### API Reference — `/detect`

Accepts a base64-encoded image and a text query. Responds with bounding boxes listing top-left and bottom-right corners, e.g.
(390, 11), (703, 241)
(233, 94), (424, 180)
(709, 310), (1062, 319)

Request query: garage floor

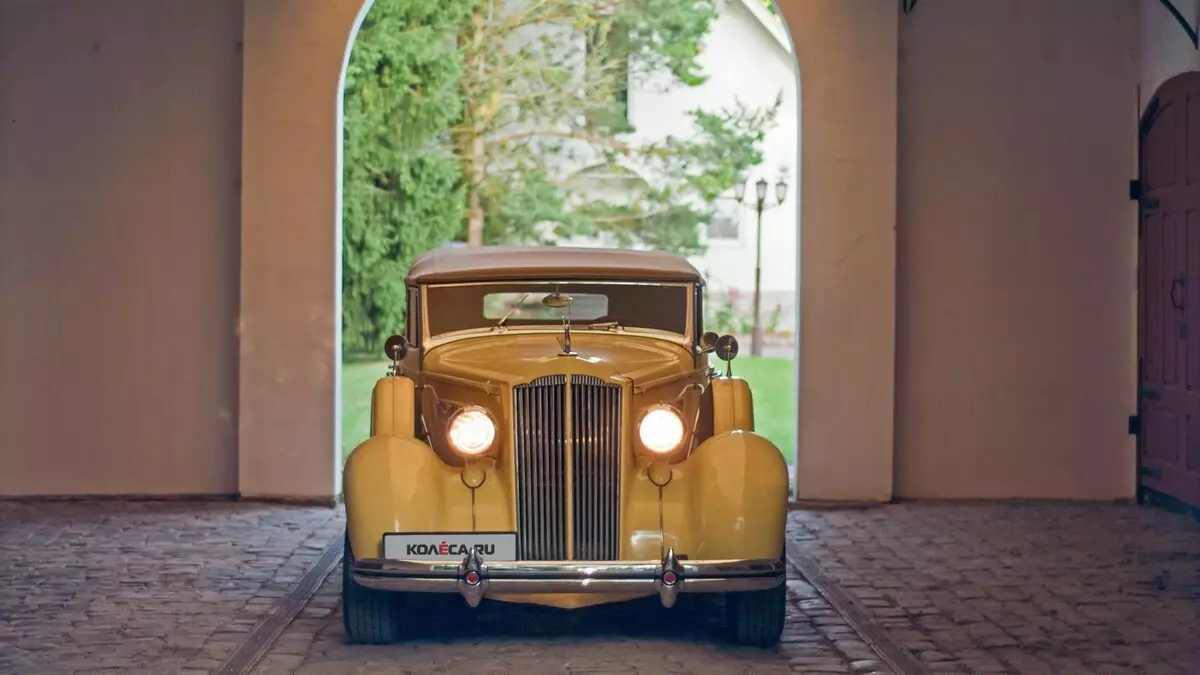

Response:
(1, 501), (1197, 674)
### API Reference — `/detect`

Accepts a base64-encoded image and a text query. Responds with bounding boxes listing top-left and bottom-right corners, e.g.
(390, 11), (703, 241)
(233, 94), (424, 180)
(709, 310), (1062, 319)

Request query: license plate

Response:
(382, 532), (518, 561)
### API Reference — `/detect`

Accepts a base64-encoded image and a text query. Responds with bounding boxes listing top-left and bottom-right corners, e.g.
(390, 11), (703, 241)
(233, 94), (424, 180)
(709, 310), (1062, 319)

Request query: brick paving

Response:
(250, 569), (874, 675)
(3, 499), (1199, 674)
(789, 502), (1200, 674)
(0, 500), (342, 675)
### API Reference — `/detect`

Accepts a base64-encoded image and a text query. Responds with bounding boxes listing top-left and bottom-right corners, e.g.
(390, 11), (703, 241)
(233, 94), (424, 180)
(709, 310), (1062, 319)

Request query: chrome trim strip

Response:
(352, 549), (785, 608)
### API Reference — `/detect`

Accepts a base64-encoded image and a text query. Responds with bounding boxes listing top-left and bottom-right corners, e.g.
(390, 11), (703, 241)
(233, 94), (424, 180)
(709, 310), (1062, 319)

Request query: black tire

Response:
(342, 532), (404, 644)
(723, 581), (786, 647)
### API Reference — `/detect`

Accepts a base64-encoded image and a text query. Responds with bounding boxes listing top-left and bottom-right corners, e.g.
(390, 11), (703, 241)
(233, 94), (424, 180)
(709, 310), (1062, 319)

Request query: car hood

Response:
(422, 332), (694, 386)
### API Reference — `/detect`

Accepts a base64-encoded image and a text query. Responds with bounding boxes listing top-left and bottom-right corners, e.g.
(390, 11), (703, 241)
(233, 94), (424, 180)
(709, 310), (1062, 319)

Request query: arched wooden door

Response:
(1139, 72), (1200, 511)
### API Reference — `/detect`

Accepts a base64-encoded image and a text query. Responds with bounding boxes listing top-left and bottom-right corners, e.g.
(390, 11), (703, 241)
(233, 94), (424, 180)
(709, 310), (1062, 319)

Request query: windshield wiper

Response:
(494, 293), (531, 330)
(587, 320), (621, 331)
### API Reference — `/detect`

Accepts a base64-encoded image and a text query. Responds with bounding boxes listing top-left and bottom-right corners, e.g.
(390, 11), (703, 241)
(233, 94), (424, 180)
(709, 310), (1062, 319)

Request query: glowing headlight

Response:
(447, 407), (496, 456)
(638, 405), (685, 454)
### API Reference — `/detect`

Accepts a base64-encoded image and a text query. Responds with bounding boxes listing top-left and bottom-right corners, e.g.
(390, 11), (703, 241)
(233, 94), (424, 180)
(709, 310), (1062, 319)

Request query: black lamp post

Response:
(733, 174), (789, 357)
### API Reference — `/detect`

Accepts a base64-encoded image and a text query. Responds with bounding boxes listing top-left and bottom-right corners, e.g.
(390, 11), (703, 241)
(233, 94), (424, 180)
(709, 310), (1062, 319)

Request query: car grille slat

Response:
(513, 374), (621, 561)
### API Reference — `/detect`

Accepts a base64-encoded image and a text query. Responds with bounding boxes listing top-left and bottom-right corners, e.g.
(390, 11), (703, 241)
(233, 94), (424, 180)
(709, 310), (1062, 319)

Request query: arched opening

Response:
(335, 0), (802, 479)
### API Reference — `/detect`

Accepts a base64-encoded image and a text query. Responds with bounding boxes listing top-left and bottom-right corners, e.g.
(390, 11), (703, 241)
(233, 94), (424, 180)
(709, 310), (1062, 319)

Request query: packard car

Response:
(342, 246), (790, 646)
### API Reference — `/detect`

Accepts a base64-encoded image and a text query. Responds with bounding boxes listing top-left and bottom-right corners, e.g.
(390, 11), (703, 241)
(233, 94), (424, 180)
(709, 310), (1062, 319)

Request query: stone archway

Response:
(235, 0), (897, 503)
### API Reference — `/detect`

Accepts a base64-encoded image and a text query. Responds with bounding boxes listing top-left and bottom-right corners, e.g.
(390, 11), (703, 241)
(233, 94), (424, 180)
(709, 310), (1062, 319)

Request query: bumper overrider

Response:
(352, 547), (786, 609)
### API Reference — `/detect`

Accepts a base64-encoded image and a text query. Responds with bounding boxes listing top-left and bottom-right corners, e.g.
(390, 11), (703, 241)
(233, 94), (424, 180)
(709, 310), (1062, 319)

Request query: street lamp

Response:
(733, 173), (789, 357)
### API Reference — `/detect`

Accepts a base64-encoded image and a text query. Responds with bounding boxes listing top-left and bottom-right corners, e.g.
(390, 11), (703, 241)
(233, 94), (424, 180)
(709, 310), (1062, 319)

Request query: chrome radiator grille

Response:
(512, 374), (622, 561)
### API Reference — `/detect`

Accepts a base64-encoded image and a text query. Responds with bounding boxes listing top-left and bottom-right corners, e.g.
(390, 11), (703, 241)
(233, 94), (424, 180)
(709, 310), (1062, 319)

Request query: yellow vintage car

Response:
(342, 245), (789, 646)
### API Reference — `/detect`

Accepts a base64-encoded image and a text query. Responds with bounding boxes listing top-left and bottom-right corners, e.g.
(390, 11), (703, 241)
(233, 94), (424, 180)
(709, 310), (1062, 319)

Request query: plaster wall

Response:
(237, 0), (366, 500)
(0, 0), (243, 495)
(776, 0), (899, 501)
(893, 0), (1139, 499)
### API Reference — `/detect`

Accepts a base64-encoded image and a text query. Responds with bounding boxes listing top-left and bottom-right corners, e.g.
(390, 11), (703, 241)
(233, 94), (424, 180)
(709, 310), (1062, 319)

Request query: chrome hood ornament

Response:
(543, 289), (576, 356)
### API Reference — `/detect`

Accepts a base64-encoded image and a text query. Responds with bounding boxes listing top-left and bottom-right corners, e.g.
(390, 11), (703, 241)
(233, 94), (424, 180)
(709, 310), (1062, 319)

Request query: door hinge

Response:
(1131, 179), (1160, 210)
(1128, 413), (1141, 436)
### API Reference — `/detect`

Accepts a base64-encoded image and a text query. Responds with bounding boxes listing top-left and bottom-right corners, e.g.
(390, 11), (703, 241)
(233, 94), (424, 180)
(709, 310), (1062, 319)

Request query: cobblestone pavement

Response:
(250, 569), (877, 675)
(789, 502), (1200, 674)
(0, 500), (342, 674)
(5, 500), (1199, 674)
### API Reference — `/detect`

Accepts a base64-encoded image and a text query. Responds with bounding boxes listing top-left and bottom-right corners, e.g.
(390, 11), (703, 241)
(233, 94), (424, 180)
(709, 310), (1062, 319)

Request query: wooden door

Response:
(1139, 72), (1200, 511)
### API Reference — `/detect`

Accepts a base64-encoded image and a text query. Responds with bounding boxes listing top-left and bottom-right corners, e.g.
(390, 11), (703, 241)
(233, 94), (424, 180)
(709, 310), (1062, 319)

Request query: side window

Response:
(406, 286), (421, 346)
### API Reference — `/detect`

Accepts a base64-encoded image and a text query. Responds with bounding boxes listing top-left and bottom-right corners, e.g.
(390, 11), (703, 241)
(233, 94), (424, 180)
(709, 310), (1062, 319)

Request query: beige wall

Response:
(238, 0), (365, 501)
(3, 0), (1183, 502)
(0, 0), (243, 495)
(776, 0), (899, 501)
(894, 0), (1139, 499)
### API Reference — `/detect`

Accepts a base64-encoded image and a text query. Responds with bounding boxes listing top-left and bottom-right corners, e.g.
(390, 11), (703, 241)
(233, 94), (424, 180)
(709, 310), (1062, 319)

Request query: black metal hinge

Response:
(1128, 413), (1141, 436)
(1130, 179), (1142, 201)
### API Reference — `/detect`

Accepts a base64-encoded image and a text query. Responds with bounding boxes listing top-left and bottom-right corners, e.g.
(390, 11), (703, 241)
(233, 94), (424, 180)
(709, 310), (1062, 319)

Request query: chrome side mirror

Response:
(715, 334), (739, 377)
(384, 334), (410, 375)
(697, 331), (720, 355)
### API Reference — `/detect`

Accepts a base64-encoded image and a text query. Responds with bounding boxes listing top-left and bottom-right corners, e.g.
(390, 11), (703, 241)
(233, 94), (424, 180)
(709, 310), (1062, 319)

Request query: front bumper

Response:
(352, 547), (786, 608)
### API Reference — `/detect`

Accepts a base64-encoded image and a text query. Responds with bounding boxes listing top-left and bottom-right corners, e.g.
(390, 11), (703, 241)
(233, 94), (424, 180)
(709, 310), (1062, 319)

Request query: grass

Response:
(341, 356), (795, 464)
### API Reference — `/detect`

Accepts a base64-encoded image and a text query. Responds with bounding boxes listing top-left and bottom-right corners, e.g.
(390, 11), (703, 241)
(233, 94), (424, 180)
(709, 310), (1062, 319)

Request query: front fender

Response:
(663, 430), (788, 560)
(343, 434), (514, 559)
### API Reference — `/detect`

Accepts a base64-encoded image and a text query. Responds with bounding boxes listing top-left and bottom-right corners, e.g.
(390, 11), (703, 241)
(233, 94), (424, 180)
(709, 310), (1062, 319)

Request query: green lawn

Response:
(341, 356), (795, 464)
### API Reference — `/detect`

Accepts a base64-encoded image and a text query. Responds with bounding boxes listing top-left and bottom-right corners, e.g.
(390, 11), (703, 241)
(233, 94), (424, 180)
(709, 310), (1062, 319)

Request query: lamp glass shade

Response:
(734, 178), (747, 202)
(755, 178), (768, 202)
(775, 180), (788, 204)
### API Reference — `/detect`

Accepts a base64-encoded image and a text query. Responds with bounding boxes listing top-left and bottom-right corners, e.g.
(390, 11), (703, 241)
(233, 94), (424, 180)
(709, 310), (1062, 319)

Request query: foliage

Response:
(342, 0), (782, 353)
(453, 0), (781, 251)
(341, 0), (471, 355)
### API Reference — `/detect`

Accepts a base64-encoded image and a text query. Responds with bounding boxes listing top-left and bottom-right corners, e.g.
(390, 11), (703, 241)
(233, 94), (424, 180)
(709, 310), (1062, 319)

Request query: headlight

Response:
(447, 406), (497, 456)
(638, 405), (685, 454)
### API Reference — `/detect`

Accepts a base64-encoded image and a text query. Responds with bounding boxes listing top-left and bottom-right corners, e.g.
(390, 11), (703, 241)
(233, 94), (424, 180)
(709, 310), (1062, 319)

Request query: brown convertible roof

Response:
(406, 245), (702, 284)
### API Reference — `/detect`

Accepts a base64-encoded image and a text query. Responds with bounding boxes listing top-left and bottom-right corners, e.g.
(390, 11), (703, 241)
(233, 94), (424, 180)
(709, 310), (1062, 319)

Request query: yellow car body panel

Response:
(345, 371), (787, 610)
(370, 375), (416, 437)
(711, 377), (755, 434)
(342, 254), (787, 614)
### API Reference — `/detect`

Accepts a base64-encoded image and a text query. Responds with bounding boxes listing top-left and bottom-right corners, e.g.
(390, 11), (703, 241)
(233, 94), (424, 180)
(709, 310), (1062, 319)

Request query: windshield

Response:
(425, 281), (690, 339)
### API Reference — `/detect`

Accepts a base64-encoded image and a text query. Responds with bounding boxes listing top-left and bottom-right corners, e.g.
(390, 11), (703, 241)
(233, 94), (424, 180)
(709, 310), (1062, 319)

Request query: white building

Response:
(547, 0), (800, 333)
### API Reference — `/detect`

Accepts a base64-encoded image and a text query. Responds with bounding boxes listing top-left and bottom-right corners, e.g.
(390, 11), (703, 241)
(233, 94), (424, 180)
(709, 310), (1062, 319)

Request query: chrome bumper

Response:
(352, 547), (785, 608)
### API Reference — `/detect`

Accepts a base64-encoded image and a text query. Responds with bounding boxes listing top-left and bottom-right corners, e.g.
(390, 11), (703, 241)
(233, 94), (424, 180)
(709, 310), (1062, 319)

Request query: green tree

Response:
(453, 0), (780, 252)
(341, 0), (470, 355)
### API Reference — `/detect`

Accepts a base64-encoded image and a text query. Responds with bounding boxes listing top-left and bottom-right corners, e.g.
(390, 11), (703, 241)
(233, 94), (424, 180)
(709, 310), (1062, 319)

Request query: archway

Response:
(235, 0), (897, 504)
(335, 0), (806, 480)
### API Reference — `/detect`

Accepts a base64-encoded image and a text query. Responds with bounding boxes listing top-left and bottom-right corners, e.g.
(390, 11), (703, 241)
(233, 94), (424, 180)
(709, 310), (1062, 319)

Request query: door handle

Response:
(1141, 388), (1161, 401)
(1171, 277), (1186, 310)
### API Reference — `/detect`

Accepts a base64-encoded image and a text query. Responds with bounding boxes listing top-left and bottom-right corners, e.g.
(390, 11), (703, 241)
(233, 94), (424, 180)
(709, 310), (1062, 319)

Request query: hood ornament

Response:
(543, 289), (576, 356)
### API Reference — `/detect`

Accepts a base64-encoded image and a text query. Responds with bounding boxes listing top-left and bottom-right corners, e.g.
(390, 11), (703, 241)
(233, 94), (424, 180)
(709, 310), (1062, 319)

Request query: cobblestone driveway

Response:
(249, 571), (873, 675)
(0, 501), (342, 674)
(3, 500), (1199, 674)
(790, 503), (1200, 674)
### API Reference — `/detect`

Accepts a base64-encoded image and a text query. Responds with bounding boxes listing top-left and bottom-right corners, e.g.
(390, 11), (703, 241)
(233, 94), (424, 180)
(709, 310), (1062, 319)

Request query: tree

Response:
(341, 0), (471, 355)
(452, 0), (780, 251)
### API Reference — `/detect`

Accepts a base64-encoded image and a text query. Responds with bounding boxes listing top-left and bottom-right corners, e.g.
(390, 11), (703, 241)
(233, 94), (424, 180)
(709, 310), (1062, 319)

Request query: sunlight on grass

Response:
(341, 356), (795, 463)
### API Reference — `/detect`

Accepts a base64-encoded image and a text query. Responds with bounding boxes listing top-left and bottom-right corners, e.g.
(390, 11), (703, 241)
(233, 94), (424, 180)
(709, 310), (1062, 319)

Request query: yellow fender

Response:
(711, 377), (755, 434)
(370, 376), (416, 437)
(662, 431), (787, 561)
(343, 434), (514, 559)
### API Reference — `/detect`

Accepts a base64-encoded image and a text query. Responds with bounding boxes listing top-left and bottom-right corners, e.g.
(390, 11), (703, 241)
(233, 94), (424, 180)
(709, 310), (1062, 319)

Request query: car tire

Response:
(342, 531), (404, 644)
(722, 581), (786, 647)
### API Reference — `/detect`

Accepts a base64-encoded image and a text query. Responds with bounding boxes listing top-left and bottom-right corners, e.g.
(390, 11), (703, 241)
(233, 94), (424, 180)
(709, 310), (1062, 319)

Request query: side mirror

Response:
(384, 334), (410, 368)
(697, 331), (720, 355)
(715, 334), (739, 377)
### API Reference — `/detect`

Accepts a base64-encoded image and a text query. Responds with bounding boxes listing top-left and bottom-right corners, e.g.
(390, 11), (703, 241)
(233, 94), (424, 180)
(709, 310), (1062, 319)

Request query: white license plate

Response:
(382, 532), (518, 561)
